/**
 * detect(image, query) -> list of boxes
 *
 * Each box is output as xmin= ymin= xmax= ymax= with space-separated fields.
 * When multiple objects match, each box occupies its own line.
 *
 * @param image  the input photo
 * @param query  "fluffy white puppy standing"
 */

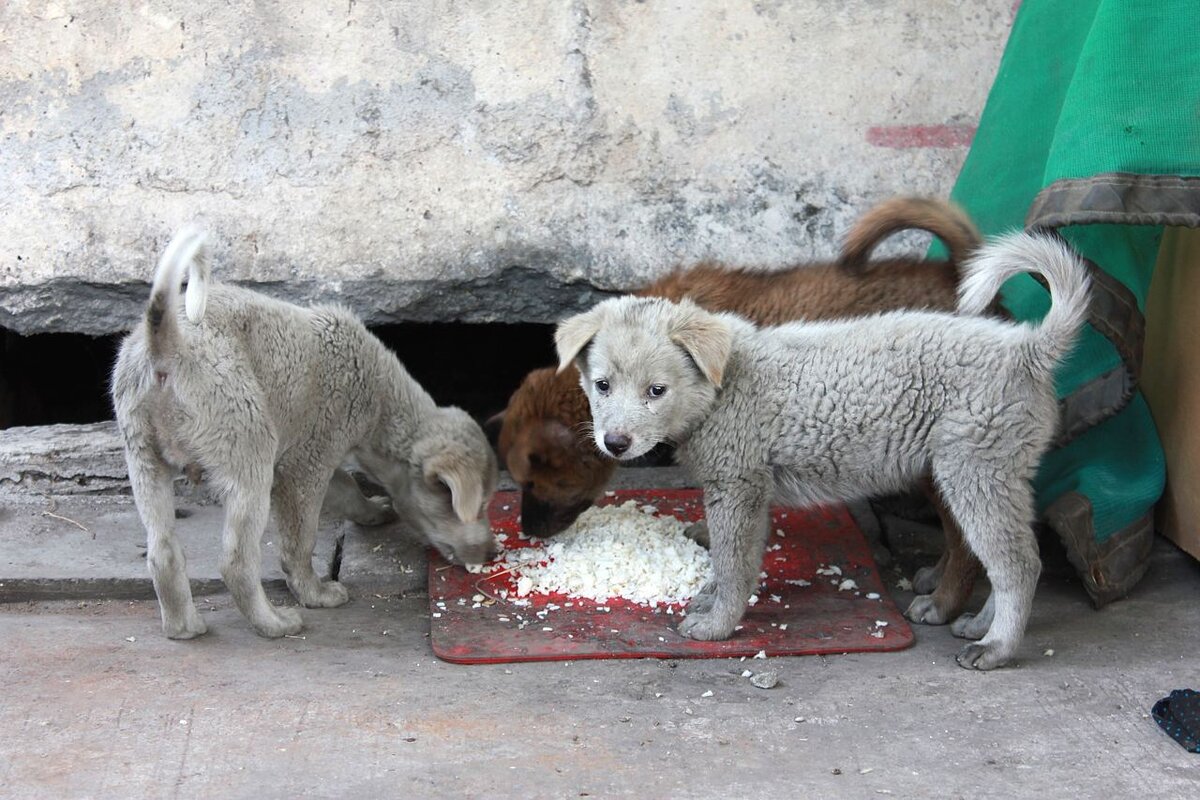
xmin=112 ymin=228 xmax=498 ymax=639
xmin=556 ymin=231 xmax=1090 ymax=670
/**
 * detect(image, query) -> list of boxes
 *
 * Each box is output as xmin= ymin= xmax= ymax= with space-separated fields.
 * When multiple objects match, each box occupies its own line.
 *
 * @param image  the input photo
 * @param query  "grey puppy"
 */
xmin=112 ymin=228 xmax=498 ymax=639
xmin=555 ymin=231 xmax=1089 ymax=670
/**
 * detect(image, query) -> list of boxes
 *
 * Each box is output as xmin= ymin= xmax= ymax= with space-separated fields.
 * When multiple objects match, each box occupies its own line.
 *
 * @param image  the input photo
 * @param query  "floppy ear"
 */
xmin=554 ymin=307 xmax=604 ymax=374
xmin=424 ymin=451 xmax=485 ymax=523
xmin=483 ymin=410 xmax=505 ymax=451
xmin=669 ymin=305 xmax=733 ymax=387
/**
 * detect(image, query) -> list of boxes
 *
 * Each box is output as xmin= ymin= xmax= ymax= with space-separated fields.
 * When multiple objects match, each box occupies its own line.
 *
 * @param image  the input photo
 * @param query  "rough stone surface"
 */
xmin=0 ymin=1 xmax=1016 ymax=334
xmin=0 ymin=422 xmax=129 ymax=496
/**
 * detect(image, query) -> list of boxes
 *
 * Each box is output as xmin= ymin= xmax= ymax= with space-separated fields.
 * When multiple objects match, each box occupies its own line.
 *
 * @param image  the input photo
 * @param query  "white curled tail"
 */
xmin=146 ymin=226 xmax=211 ymax=368
xmin=958 ymin=231 xmax=1091 ymax=371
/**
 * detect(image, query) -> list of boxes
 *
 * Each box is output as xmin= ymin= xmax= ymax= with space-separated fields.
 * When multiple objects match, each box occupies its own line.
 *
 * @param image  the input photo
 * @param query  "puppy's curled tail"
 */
xmin=147 ymin=226 xmax=211 ymax=368
xmin=838 ymin=197 xmax=982 ymax=274
xmin=958 ymin=231 xmax=1091 ymax=371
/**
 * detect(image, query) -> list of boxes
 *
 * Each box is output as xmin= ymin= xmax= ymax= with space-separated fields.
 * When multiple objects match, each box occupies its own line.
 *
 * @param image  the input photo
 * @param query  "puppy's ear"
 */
xmin=424 ymin=451 xmax=485 ymax=523
xmin=555 ymin=307 xmax=604 ymax=374
xmin=669 ymin=305 xmax=733 ymax=388
xmin=483 ymin=410 xmax=505 ymax=451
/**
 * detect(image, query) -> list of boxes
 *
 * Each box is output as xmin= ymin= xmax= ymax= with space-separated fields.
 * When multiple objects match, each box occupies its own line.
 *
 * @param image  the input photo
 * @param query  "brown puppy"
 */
xmin=496 ymin=197 xmax=986 ymax=623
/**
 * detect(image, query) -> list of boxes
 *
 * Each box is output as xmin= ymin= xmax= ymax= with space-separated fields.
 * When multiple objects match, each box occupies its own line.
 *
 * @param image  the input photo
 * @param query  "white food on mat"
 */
xmin=501 ymin=501 xmax=712 ymax=606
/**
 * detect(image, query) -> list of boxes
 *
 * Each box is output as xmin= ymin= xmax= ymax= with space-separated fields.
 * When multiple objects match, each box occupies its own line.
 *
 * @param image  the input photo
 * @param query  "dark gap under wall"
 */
xmin=0 ymin=323 xmax=558 ymax=430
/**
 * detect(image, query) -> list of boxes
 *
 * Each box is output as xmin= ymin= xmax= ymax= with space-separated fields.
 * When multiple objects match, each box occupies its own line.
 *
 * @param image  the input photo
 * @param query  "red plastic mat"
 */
xmin=429 ymin=489 xmax=913 ymax=664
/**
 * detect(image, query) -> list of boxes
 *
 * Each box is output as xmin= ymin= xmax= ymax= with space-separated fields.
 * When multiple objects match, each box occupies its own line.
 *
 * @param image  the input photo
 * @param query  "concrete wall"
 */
xmin=0 ymin=1 xmax=1015 ymax=335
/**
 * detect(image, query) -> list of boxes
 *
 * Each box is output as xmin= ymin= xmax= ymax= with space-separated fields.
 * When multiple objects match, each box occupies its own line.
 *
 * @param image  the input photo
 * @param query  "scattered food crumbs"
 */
xmin=124 ymin=636 xmax=136 ymax=643
xmin=794 ymin=716 xmax=805 ymax=722
xmin=1044 ymin=649 xmax=1055 ymax=657
xmin=870 ymin=630 xmax=884 ymax=639
xmin=769 ymin=594 xmax=782 ymax=603
xmin=655 ymin=692 xmax=663 ymax=698
xmin=701 ymin=690 xmax=713 ymax=698
xmin=747 ymin=595 xmax=759 ymax=606
xmin=779 ymin=624 xmax=789 ymax=631
xmin=838 ymin=579 xmax=858 ymax=592
xmin=786 ymin=579 xmax=811 ymax=587
xmin=816 ymin=565 xmax=842 ymax=576
xmin=875 ymin=620 xmax=889 ymax=627
xmin=432 ymin=613 xmax=441 ymax=618
xmin=750 ymin=671 xmax=779 ymax=689
xmin=753 ymin=650 xmax=767 ymax=659
xmin=542 ymin=627 xmax=553 ymax=632
xmin=775 ymin=529 xmax=785 ymax=538
xmin=896 ymin=577 xmax=913 ymax=591
xmin=741 ymin=669 xmax=754 ymax=678
xmin=471 ymin=594 xmax=485 ymax=602
xmin=685 ymin=708 xmax=694 ymax=715
xmin=860 ymin=767 xmax=874 ymax=774
xmin=866 ymin=592 xmax=881 ymax=600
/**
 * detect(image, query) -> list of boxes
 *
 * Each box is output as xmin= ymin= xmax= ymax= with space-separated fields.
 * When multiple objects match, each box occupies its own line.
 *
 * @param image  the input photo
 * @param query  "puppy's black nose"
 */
xmin=603 ymin=432 xmax=631 ymax=456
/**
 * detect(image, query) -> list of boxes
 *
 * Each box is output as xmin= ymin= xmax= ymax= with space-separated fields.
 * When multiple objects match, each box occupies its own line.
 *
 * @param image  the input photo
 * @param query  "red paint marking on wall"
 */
xmin=865 ymin=124 xmax=977 ymax=149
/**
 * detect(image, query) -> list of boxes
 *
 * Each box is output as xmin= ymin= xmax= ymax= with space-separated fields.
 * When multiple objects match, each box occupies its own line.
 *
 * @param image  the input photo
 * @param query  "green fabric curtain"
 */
xmin=935 ymin=0 xmax=1200 ymax=603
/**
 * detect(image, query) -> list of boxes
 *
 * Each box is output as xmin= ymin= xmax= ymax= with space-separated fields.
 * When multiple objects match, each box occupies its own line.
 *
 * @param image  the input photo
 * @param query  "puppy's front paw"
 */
xmin=677 ymin=609 xmax=738 ymax=641
xmin=950 ymin=611 xmax=989 ymax=641
xmin=686 ymin=580 xmax=718 ymax=615
xmin=304 ymin=580 xmax=350 ymax=608
xmin=955 ymin=641 xmax=1012 ymax=671
xmin=683 ymin=521 xmax=711 ymax=549
xmin=163 ymin=614 xmax=208 ymax=640
xmin=354 ymin=496 xmax=398 ymax=527
xmin=912 ymin=564 xmax=942 ymax=595
xmin=254 ymin=606 xmax=304 ymax=639
xmin=905 ymin=594 xmax=951 ymax=626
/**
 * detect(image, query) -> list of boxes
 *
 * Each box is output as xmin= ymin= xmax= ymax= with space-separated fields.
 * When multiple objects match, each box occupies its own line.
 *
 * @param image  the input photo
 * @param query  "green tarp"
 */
xmin=938 ymin=0 xmax=1200 ymax=603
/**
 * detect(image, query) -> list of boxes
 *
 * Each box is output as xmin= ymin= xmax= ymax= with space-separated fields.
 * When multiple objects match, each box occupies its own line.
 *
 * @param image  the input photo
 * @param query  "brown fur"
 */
xmin=498 ymin=196 xmax=986 ymax=622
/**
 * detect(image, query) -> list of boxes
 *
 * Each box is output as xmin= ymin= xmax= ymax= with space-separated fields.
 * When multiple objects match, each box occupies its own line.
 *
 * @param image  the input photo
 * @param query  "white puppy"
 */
xmin=556 ymin=232 xmax=1090 ymax=670
xmin=112 ymin=228 xmax=498 ymax=639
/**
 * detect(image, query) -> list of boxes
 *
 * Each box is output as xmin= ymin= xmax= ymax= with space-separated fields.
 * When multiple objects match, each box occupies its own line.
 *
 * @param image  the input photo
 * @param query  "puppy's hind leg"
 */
xmin=274 ymin=465 xmax=350 ymax=608
xmin=220 ymin=468 xmax=304 ymax=638
xmin=128 ymin=451 xmax=207 ymax=639
xmin=906 ymin=491 xmax=982 ymax=626
xmin=935 ymin=464 xmax=1040 ymax=671
xmin=679 ymin=480 xmax=770 ymax=641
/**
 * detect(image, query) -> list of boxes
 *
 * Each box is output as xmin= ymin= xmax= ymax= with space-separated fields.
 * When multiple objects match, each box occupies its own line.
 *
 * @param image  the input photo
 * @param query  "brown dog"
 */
xmin=494 ymin=197 xmax=987 ymax=624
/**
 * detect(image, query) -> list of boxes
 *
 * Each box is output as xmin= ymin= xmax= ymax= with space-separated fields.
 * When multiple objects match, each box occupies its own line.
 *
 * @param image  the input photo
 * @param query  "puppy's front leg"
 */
xmin=275 ymin=465 xmax=351 ymax=609
xmin=678 ymin=479 xmax=770 ymax=641
xmin=322 ymin=468 xmax=397 ymax=527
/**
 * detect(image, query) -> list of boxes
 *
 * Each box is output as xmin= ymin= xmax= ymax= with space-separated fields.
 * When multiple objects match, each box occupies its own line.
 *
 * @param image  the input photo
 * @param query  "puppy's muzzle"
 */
xmin=603 ymin=432 xmax=632 ymax=457
xmin=521 ymin=489 xmax=594 ymax=538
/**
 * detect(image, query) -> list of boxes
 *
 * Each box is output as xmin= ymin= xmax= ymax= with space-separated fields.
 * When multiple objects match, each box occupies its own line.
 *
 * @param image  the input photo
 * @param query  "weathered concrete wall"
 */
xmin=0 ymin=1 xmax=1015 ymax=335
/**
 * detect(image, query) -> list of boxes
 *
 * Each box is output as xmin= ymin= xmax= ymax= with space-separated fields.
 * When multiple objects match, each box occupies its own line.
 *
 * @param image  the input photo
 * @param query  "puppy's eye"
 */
xmin=595 ymin=379 xmax=610 ymax=394
xmin=647 ymin=384 xmax=667 ymax=398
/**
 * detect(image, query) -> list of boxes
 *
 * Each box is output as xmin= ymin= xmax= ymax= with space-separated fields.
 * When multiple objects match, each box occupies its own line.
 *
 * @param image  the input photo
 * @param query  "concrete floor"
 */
xmin=2 ymin=490 xmax=1199 ymax=798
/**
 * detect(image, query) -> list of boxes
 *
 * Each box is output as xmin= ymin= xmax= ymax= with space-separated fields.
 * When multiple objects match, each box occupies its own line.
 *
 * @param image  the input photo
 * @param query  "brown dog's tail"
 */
xmin=146 ymin=226 xmax=210 ymax=370
xmin=837 ymin=197 xmax=982 ymax=274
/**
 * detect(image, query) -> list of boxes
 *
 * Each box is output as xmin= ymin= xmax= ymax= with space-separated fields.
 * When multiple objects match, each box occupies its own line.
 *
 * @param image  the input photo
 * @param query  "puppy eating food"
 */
xmin=112 ymin=228 xmax=498 ymax=639
xmin=496 ymin=197 xmax=983 ymax=539
xmin=556 ymin=232 xmax=1090 ymax=669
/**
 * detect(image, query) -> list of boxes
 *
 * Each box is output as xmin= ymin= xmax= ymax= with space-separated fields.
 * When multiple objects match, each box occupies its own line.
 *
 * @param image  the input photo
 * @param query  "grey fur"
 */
xmin=113 ymin=227 xmax=498 ymax=639
xmin=557 ymin=231 xmax=1090 ymax=670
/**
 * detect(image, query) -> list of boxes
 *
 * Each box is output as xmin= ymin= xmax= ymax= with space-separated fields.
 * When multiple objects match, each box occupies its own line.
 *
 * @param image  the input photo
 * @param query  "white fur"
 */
xmin=558 ymin=231 xmax=1090 ymax=670
xmin=113 ymin=227 xmax=498 ymax=639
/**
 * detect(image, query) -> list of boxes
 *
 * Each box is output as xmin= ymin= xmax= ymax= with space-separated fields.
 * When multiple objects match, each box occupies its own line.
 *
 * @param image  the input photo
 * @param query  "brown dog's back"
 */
xmin=500 ymin=197 xmax=983 ymax=536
